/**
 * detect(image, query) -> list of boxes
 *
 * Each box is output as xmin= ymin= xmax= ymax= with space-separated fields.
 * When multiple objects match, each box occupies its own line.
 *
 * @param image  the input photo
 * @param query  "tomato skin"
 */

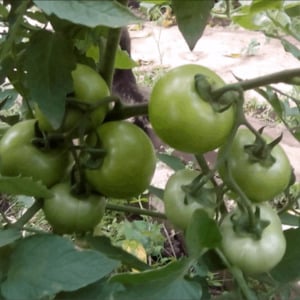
xmin=220 ymin=203 xmax=286 ymax=274
xmin=85 ymin=121 xmax=156 ymax=198
xmin=43 ymin=183 xmax=106 ymax=234
xmin=164 ymin=169 xmax=216 ymax=230
xmin=218 ymin=127 xmax=292 ymax=202
xmin=72 ymin=64 xmax=110 ymax=128
xmin=149 ymin=64 xmax=235 ymax=154
xmin=0 ymin=120 xmax=70 ymax=187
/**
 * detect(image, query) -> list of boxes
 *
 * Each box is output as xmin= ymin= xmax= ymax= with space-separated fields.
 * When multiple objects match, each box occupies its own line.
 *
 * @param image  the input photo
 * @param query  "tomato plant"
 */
xmin=149 ymin=64 xmax=235 ymax=153
xmin=0 ymin=120 xmax=70 ymax=187
xmin=218 ymin=127 xmax=292 ymax=202
xmin=43 ymin=182 xmax=106 ymax=234
xmin=164 ymin=169 xmax=216 ymax=230
xmin=85 ymin=121 xmax=156 ymax=198
xmin=220 ymin=203 xmax=286 ymax=274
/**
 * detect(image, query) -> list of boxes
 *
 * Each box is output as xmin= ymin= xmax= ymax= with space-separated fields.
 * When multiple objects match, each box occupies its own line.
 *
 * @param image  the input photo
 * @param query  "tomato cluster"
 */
xmin=148 ymin=64 xmax=292 ymax=274
xmin=0 ymin=62 xmax=291 ymax=275
xmin=0 ymin=63 xmax=156 ymax=234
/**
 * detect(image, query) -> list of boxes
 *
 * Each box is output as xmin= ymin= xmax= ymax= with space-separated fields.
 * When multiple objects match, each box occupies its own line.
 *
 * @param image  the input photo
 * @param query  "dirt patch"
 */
xmin=129 ymin=22 xmax=300 ymax=183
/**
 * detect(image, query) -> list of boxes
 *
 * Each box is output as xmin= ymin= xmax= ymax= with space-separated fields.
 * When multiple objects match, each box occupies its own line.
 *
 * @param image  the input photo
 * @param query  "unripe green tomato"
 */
xmin=218 ymin=127 xmax=292 ymax=202
xmin=85 ymin=121 xmax=156 ymax=198
xmin=0 ymin=120 xmax=70 ymax=187
xmin=43 ymin=182 xmax=106 ymax=234
xmin=149 ymin=64 xmax=235 ymax=154
xmin=71 ymin=63 xmax=110 ymax=128
xmin=220 ymin=203 xmax=286 ymax=274
xmin=164 ymin=169 xmax=216 ymax=230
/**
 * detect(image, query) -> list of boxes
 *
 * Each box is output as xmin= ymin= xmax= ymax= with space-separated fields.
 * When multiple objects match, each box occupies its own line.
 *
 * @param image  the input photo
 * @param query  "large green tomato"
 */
xmin=72 ymin=63 xmax=110 ymax=128
xmin=43 ymin=182 xmax=106 ymax=234
xmin=164 ymin=169 xmax=216 ymax=230
xmin=220 ymin=203 xmax=286 ymax=274
xmin=85 ymin=121 xmax=156 ymax=198
xmin=218 ymin=127 xmax=292 ymax=202
xmin=149 ymin=64 xmax=235 ymax=154
xmin=0 ymin=120 xmax=70 ymax=187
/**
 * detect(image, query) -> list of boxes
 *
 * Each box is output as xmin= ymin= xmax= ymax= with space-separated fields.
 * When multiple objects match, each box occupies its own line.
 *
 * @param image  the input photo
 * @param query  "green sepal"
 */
xmin=244 ymin=127 xmax=282 ymax=167
xmin=231 ymin=206 xmax=270 ymax=240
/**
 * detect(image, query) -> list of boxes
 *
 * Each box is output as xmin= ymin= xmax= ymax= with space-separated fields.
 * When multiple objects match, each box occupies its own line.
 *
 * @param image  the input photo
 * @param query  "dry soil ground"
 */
xmin=129 ymin=22 xmax=300 ymax=187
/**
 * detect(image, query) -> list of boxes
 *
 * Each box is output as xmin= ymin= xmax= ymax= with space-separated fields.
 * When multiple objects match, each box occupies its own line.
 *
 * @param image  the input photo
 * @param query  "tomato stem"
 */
xmin=105 ymin=203 xmax=167 ymax=219
xmin=11 ymin=198 xmax=43 ymax=229
xmin=215 ymin=248 xmax=258 ymax=300
xmin=212 ymin=68 xmax=300 ymax=99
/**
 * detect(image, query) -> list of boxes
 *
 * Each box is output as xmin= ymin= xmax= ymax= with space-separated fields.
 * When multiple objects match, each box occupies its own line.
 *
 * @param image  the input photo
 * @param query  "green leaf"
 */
xmin=55 ymin=278 xmax=123 ymax=300
xmin=171 ymin=0 xmax=214 ymax=51
xmin=250 ymin=0 xmax=283 ymax=13
xmin=111 ymin=258 xmax=202 ymax=300
xmin=33 ymin=0 xmax=141 ymax=28
xmin=284 ymin=2 xmax=300 ymax=18
xmin=115 ymin=49 xmax=138 ymax=69
xmin=281 ymin=38 xmax=300 ymax=60
xmin=0 ymin=176 xmax=53 ymax=198
xmin=271 ymin=228 xmax=300 ymax=283
xmin=0 ymin=228 xmax=22 ymax=247
xmin=1 ymin=234 xmax=120 ymax=300
xmin=148 ymin=185 xmax=164 ymax=200
xmin=185 ymin=209 xmax=222 ymax=258
xmin=23 ymin=30 xmax=75 ymax=129
xmin=280 ymin=212 xmax=300 ymax=227
xmin=86 ymin=235 xmax=150 ymax=271
xmin=157 ymin=152 xmax=185 ymax=171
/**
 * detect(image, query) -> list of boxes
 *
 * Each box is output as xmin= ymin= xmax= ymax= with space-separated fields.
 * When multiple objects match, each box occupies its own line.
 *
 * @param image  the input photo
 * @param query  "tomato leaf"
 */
xmin=148 ymin=185 xmax=164 ymax=200
xmin=270 ymin=228 xmax=300 ymax=283
xmin=111 ymin=258 xmax=203 ymax=300
xmin=0 ymin=228 xmax=22 ymax=247
xmin=171 ymin=0 xmax=214 ymax=51
xmin=23 ymin=30 xmax=75 ymax=129
xmin=86 ymin=236 xmax=150 ymax=271
xmin=185 ymin=209 xmax=222 ymax=258
xmin=1 ymin=234 xmax=120 ymax=300
xmin=157 ymin=152 xmax=185 ymax=171
xmin=0 ymin=176 xmax=53 ymax=198
xmin=33 ymin=0 xmax=141 ymax=28
xmin=55 ymin=278 xmax=123 ymax=300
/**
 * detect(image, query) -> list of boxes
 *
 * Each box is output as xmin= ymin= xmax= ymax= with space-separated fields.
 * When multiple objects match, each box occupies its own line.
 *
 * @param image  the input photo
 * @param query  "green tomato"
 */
xmin=164 ymin=169 xmax=216 ymax=230
xmin=43 ymin=182 xmax=106 ymax=234
xmin=220 ymin=203 xmax=286 ymax=274
xmin=72 ymin=63 xmax=110 ymax=128
xmin=149 ymin=64 xmax=235 ymax=153
xmin=0 ymin=120 xmax=70 ymax=187
xmin=218 ymin=127 xmax=292 ymax=202
xmin=34 ymin=104 xmax=83 ymax=133
xmin=85 ymin=121 xmax=156 ymax=198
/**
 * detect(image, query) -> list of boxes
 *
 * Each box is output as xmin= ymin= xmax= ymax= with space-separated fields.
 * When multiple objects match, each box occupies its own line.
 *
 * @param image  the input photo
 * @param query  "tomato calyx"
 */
xmin=230 ymin=206 xmax=270 ymax=240
xmin=194 ymin=74 xmax=236 ymax=112
xmin=181 ymin=174 xmax=216 ymax=209
xmin=244 ymin=127 xmax=283 ymax=167
xmin=32 ymin=121 xmax=66 ymax=150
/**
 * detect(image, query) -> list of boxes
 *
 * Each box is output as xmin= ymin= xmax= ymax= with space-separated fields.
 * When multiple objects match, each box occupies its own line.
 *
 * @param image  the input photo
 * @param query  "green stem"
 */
xmin=215 ymin=248 xmax=258 ymax=300
xmin=11 ymin=199 xmax=43 ymax=229
xmin=105 ymin=203 xmax=167 ymax=219
xmin=212 ymin=68 xmax=300 ymax=98
xmin=104 ymin=103 xmax=148 ymax=121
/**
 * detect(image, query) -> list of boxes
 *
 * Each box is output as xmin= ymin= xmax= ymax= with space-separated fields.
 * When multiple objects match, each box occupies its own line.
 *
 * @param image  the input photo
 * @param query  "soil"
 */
xmin=129 ymin=22 xmax=300 ymax=188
